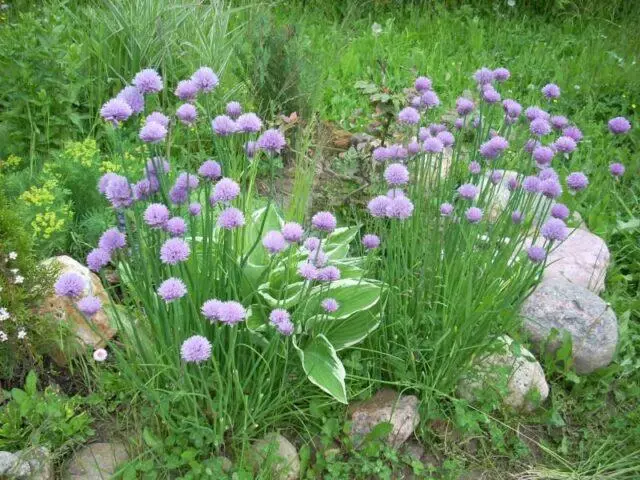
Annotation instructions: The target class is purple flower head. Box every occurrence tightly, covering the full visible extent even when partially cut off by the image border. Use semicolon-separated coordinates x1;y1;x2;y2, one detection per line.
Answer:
522;175;541;193
77;296;102;317
160;238;190;265
388;144;408;160
282;222;304;243
217;207;245;229
386;196;414;219
312;211;337;232
174;80;199;101
165;217;187;237
493;67;510;82
212;115;237;136
542;83;561;99
490;170;503;185
211;178;240;203
317;266;341;282
169;185;188;205
245;140;258;158
609;162;625;177
530;118;552;136
469;161;482;175
458;183;479;200
524;139;541;154
541;218;568;242
146;157;170;176
362;234;380;249
512;210;524;224
482;86;501;104
55;272;86;299
304;237;321;252
202;299;224;321
189;202;201;216
132;179;152;201
398;107;420;125
133;69;163;94
86;248;111;272
384;163;410;186
308;249;328;267
414;76;432;92
479;136;509;159
367;195;390;217
503;99;522;118
533;146;555;166
298;262;318;281
418;127;430;142
551;203;570;220
270;309;294;335
473;67;494;85
420;90;440;108
176;103;197;125
507;176;520;191
175;172;199;191
472;117;481;129
554;136;577;154
236;113;263;133
191;67;219;92
198;160;222;180
117;86;144;114
139;121;167;143
465;207;483;223
104;175;133;208
456;97;475;116
257;129;286;154
608;116;631;135
454;118;464;130
218;301;246;325
437;131;455;147
410;96;421;108
158;278;187;302
562;125;583;142
550;115;569;130
525;106;550;122
423;137;444;153
226;101;242;119
504;115;517;126
566;172;588;192
527;246;546;263
429;123;447;136
98;173;118;194
373;147;391;163
407;140;421;155
321;298;340;313
146;111;170;128
99;228;126;253
540;178;563;199
100;98;132;126
181;335;211;363
263;230;287;254
440;202;454;216
538;167;559;182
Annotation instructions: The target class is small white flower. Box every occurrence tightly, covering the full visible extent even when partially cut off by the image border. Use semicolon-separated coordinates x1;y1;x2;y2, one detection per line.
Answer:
10;268;18;274
93;348;108;362
17;329;26;340
0;331;7;342
0;308;9;322
14;275;24;285
8;252;17;260
371;23;382;36
507;0;516;6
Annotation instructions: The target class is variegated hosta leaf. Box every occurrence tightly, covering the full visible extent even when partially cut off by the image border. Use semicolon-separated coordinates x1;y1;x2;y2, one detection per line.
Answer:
306;311;381;351
295;334;347;404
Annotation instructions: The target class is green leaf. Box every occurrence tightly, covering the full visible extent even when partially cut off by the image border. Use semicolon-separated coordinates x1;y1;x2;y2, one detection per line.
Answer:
296;335;347;404
307;279;382;320
10;389;27;406
244;206;283;265
143;427;162;450
24;371;37;396
313;311;382;351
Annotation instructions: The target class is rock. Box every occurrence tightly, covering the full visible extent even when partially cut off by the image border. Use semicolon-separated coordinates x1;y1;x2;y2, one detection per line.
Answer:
250;433;300;480
349;389;420;448
543;229;610;294
0;451;20;475
479;170;521;221
15;447;53;480
64;442;129;479
40;256;116;362
7;459;31;479
458;336;549;411
520;279;618;374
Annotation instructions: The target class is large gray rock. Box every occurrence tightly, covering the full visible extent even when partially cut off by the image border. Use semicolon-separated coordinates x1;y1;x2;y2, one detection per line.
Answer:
520;279;618;374
64;442;129;479
15;447;53;480
349;389;420;448
0;452;21;477
250;433;300;480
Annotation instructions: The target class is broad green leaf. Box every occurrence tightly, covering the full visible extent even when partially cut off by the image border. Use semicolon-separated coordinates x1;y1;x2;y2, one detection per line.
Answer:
258;281;307;309
311;311;382;351
307;279;382;319
296;335;347;404
24;371;37;396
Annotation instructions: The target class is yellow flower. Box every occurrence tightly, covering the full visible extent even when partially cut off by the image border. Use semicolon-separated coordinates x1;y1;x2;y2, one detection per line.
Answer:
99;161;122;174
20;184;56;207
62;139;99;167
32;211;65;239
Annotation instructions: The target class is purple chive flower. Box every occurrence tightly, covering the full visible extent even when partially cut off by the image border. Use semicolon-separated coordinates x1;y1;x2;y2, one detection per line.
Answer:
270;309;294;335
504;115;518;125
133;69;163;94
263;231;287;254
160;238;190;265
398;107;420;125
437;131;455;147
525;106;550;122
104;175;133;208
298;262;318;280
550;115;569;130
407;140;421;155
527;246;546;263
507;176;520;191
429;123;447;136
189;202;202;216
540;178;562;199
482;86;501;104
304;237;320;252
146;111;170;128
388;144;408;160
174;79;199;101
217;207;245;229
418;127;430;142
562;125;583;142
176;104;197;125
321;298;339;313
117;86;144;114
100;98;132;126
524;139;541;154
132;179;152;201
551;203;570;219
212;115;237;136
98;173;118;194
201;299;223;321
368;195;391;217
317;266;341;282
469;161;482;175
530;118;552;136
158;278;187;302
386;196;414;219
490;170;503;185
257;129;286;154
474;67;494;85
542;83;561;99
55;272;86;298
512;210;524;224
146;157;170;176
282;222;304;243
191;67;219;92
465;207;483;223
226;101;242;119
522;176;541;193
458;183;479;200
180;335;211;363
236;113;263;133
218;301;246;325
538;168;559;182
99;228;126;253
175;173;199;191
198;160;222;180
456;97;475;116
384;163;410;186
502;99;522;118
77;296;102;317
86;248;111;272
312;211;337;232
169;186;188;205
211;178;240;203
609;162;625;177
440;202;454;216
554;136;577;154
541;218;568;242
373;147;391;163
165;217;187;237
423;137;444;153
493;67;510;82
362;234;380;249
479;136;509;159
308;249;328;267
420;90;440;108
139;121;167;143
454;118;464;129
414;76;432;92
608;116;631;135
566;172;588;192
533;146;555;166
245;140;257;158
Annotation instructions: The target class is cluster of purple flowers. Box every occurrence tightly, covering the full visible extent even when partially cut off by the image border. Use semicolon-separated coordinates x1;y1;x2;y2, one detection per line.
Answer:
269;309;294;335
201;299;247;325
